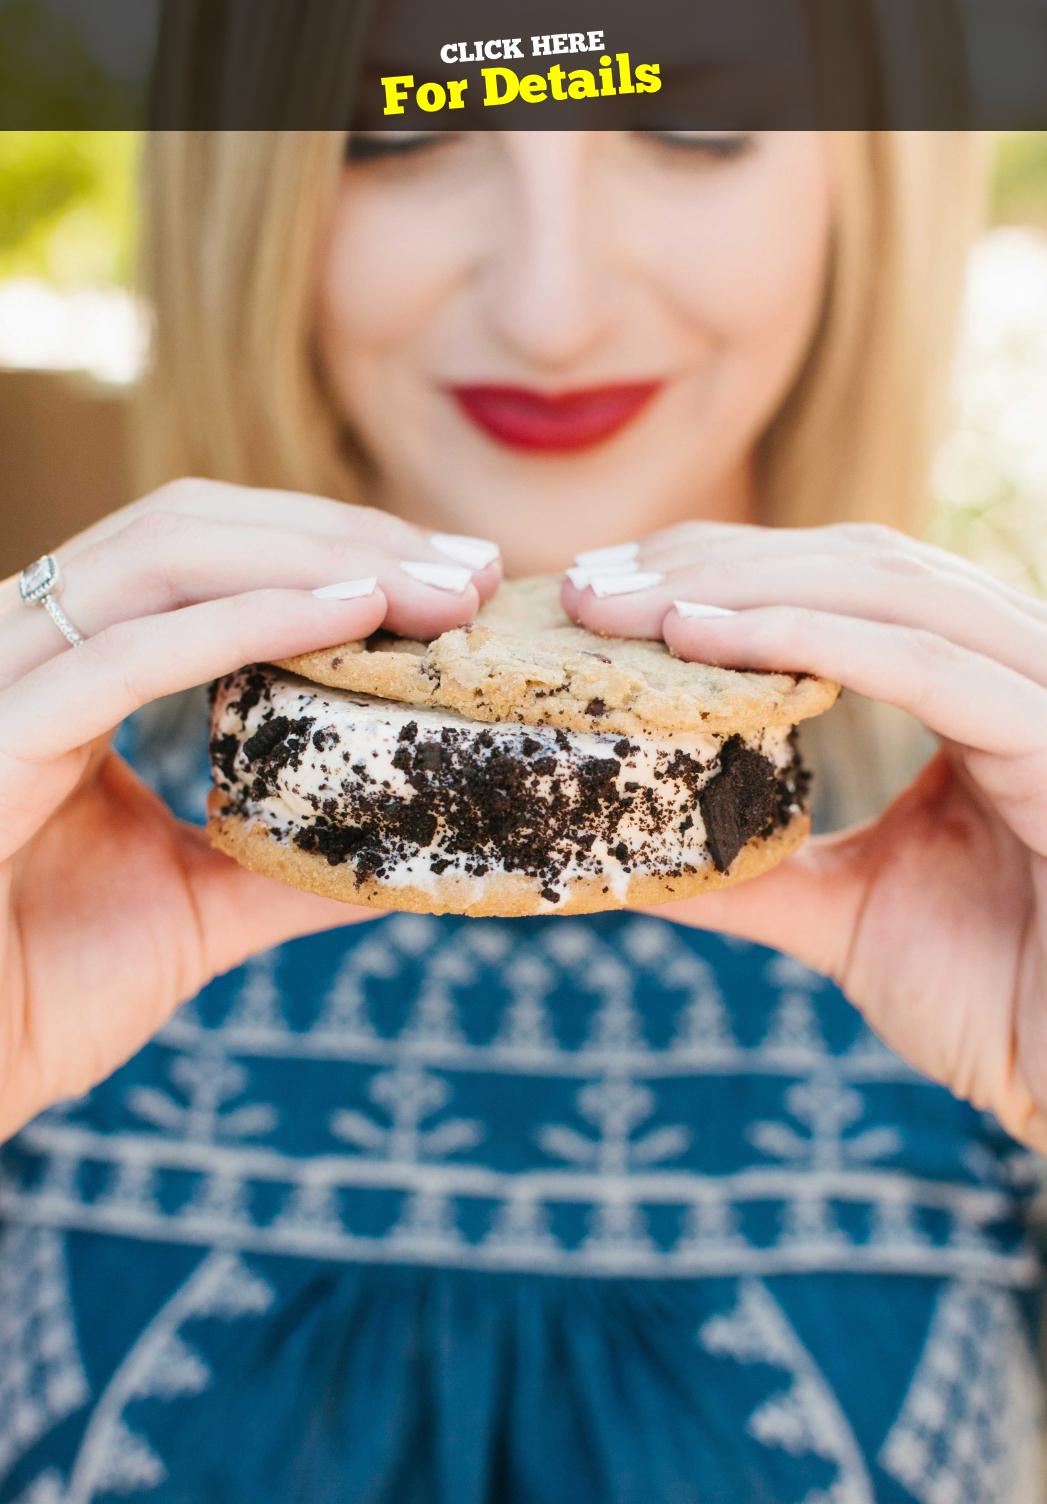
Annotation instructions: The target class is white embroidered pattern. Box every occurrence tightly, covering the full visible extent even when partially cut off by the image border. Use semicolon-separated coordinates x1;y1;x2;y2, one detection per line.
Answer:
0;1226;89;1479
61;1251;273;1504
700;1279;875;1504
0;915;1040;1282
879;1281;1046;1504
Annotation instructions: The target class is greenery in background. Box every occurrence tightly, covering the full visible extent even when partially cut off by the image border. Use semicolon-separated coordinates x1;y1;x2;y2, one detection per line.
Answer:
0;0;145;129
992;132;1047;228
0;131;138;285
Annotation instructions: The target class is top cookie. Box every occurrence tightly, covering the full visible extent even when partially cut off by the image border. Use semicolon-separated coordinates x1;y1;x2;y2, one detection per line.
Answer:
275;574;839;736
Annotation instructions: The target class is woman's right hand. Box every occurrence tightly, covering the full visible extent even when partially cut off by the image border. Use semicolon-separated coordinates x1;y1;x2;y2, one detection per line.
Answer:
0;478;501;1141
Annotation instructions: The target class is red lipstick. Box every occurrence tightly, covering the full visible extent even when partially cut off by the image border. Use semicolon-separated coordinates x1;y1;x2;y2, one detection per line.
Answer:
448;382;662;452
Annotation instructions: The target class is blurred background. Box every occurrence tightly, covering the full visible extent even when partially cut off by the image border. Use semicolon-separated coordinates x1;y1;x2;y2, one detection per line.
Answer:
1;130;1045;587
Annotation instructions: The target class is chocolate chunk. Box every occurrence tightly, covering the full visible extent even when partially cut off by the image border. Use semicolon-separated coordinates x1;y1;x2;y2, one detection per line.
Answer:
585;698;607;717
698;736;779;873
243;716;292;763
415;742;445;774
209;733;239;783
613;739;634;759
227;668;270;719
541;885;561;903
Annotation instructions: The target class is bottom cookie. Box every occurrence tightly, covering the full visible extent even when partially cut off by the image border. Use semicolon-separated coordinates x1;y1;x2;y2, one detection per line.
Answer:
207;795;810;918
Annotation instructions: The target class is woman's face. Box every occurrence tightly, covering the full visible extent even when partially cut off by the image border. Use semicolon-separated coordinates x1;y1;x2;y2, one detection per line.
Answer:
317;131;832;572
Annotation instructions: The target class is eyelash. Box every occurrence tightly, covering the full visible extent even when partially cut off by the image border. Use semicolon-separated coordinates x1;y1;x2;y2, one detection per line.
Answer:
646;133;753;159
344;131;754;166
345;133;448;163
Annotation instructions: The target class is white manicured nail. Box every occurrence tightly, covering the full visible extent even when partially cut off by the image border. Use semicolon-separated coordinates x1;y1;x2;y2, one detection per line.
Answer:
401;560;473;592
312;576;378;600
673;600;736;618
565;562;639;589
574;542;639;568
589;571;663;598
430;532;501;569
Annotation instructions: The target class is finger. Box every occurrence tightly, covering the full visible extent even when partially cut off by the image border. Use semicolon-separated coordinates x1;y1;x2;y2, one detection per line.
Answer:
662;602;1047;757
641;827;870;982
563;551;1047;686
47;477;499;573
152;483;503;602
0;513;495;685
173;820;381;978
570;522;1047;623
0;585;397;767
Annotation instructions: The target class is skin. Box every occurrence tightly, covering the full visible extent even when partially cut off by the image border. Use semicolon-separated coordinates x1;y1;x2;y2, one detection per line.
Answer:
0;131;1045;1159
319;131;830;571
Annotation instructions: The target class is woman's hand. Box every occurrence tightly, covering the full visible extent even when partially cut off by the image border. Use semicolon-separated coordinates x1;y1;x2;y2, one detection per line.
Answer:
0;479;501;1140
563;522;1047;1151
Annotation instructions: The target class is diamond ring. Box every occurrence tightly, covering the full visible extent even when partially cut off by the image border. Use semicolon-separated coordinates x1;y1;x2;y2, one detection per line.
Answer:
18;554;86;648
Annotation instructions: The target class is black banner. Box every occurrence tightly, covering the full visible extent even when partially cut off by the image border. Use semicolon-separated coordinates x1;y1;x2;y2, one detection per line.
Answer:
2;0;1046;129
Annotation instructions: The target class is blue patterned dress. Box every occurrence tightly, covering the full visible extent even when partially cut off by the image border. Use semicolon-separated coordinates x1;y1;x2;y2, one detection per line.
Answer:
1;690;1045;1504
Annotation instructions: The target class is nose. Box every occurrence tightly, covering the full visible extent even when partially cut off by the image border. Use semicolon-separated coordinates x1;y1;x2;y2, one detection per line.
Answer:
477;133;616;373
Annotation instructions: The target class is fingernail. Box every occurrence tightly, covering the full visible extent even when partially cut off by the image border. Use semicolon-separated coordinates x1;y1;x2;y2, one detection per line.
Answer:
401;560;473;593
574;542;639;568
312;576;379;600
430;532;501;570
673;600;736;619
565;563;638;589
589;571;663;598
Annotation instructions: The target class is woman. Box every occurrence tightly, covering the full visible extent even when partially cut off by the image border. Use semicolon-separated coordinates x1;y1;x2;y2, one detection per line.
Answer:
1;124;1046;1501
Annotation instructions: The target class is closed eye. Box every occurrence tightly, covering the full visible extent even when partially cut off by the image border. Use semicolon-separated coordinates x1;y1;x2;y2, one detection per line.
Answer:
641;132;754;160
346;132;453;163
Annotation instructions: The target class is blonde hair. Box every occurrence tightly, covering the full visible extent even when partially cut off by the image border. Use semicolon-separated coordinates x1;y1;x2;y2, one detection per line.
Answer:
136;130;987;828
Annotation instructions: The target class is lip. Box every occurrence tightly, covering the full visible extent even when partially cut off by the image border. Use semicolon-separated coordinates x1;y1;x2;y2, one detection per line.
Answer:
447;381;663;452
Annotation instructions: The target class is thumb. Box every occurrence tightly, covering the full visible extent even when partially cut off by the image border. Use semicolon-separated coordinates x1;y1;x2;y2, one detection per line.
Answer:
644;752;953;986
176;821;379;979
642;826;871;982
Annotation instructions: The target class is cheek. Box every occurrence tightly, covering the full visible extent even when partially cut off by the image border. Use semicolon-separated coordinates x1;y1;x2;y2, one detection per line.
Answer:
317;182;464;354
651;137;831;359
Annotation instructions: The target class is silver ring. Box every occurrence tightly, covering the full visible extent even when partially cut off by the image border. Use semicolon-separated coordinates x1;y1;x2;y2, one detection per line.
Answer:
18;554;86;648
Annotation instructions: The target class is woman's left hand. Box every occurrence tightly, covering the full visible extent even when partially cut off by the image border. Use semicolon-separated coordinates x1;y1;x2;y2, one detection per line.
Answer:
562;522;1047;1151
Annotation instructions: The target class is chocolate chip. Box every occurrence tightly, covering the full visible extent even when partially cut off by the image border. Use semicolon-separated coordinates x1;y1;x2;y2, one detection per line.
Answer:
209;733;239;783
585;698;607;717
698;736;779;872
415;742;444;774
243;716;292;763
